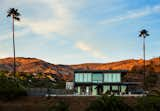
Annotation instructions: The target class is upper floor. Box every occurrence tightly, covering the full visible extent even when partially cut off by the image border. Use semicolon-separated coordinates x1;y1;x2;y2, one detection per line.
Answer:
74;70;127;84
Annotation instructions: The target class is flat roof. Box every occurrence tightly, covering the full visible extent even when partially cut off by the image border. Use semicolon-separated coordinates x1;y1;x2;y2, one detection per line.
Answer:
74;70;128;73
74;82;141;85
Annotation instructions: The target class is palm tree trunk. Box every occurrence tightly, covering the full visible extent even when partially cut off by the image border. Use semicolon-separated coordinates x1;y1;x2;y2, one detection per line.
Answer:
143;36;146;87
12;15;16;77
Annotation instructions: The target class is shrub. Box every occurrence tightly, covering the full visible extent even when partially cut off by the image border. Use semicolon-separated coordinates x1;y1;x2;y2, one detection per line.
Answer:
48;101;70;111
144;74;158;88
0;75;27;100
135;96;160;111
86;95;132;111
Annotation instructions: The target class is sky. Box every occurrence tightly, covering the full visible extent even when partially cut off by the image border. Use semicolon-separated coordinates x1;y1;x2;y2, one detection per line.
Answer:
0;0;160;64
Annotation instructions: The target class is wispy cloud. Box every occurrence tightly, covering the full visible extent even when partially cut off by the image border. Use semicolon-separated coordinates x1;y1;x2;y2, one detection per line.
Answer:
14;0;86;38
0;28;30;41
76;41;106;59
100;4;160;24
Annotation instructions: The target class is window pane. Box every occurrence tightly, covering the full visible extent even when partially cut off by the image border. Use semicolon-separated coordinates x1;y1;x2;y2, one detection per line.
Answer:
109;74;112;82
92;85;97;95
112;85;118;90
121;85;126;92
79;73;83;82
87;73;92;82
104;74;108;82
104;73;121;83
92;73;103;83
75;73;79;82
84;74;88;82
113;73;121;82
103;85;110;93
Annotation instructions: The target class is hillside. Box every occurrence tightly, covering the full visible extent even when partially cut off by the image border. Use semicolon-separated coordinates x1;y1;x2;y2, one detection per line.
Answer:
0;57;160;81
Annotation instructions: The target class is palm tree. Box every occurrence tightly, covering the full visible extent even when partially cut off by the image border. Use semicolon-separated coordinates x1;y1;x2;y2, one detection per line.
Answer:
139;29;149;87
7;8;21;77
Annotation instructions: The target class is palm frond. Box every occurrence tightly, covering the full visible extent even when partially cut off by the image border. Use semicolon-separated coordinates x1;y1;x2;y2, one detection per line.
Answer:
139;29;149;38
7;8;21;21
14;16;20;21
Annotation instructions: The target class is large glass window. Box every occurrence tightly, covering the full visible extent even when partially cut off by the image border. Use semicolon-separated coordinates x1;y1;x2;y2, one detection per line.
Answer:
112;85;118;91
79;74;83;82
104;73;121;83
121;85;127;92
75;72;121;83
75;73;92;82
103;85;110;93
75;73;80;82
87;73;92;82
92;73;103;83
92;85;97;95
83;73;92;82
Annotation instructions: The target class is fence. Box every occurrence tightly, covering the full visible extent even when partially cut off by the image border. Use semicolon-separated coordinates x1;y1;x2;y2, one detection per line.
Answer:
27;88;73;96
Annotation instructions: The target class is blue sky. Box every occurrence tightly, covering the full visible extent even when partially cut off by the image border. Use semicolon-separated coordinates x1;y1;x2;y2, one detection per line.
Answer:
0;0;160;64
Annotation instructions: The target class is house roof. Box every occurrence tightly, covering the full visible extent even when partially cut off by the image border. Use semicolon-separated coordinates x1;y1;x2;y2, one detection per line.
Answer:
74;70;128;73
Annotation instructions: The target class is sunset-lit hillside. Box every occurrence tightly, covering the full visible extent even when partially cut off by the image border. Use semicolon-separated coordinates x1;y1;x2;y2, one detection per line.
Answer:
0;57;160;81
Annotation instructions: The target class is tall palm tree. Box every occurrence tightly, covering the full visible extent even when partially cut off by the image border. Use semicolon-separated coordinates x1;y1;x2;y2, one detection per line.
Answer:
139;29;149;86
7;8;21;77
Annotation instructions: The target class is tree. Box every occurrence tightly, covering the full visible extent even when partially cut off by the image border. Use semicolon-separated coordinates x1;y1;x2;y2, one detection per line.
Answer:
0;74;27;100
86;95;132;111
139;29;149;87
7;8;21;77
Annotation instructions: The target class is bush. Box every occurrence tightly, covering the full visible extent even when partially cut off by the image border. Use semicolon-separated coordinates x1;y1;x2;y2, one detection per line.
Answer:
86;95;132;111
144;74;158;88
135;96;160;111
48;101;70;111
0;75;27;100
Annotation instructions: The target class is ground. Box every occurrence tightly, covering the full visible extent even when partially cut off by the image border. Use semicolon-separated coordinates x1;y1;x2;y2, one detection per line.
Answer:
0;96;97;111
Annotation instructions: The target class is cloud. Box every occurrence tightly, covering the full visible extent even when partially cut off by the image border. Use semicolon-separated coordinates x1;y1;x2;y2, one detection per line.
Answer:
13;0;87;38
76;41;106;58
0;28;30;41
100;4;160;24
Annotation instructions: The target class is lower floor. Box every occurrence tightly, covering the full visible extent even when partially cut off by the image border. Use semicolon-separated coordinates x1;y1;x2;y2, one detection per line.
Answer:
75;83;138;95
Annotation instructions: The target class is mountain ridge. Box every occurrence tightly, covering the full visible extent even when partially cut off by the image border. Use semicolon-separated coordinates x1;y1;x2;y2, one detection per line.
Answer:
0;57;160;81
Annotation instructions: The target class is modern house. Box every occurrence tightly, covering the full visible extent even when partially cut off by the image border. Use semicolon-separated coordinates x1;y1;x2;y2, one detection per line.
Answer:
74;70;139;95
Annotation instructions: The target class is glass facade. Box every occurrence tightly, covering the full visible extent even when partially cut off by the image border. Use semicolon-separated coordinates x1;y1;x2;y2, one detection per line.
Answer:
92;73;103;83
74;71;132;95
92;85;97;95
103;85;110;93
75;73;92;83
104;73;121;83
112;85;118;91
121;85;127;93
75;72;121;83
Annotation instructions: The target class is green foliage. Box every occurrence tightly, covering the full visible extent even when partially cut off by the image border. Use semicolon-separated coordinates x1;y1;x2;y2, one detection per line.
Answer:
48;101;70;111
135;96;160;111
0;74;27;100
86;95;132;111
149;90;160;96
144;74;158;88
53;81;66;89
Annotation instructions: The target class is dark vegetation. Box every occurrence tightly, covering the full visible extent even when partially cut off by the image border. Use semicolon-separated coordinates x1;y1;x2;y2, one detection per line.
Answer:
48;101;70;111
135;96;160;111
86;95;132;111
0;95;159;111
0;71;66;100
0;72;27;100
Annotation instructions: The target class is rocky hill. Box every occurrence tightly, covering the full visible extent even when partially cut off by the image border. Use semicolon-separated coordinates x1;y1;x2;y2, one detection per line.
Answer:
0;57;160;81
